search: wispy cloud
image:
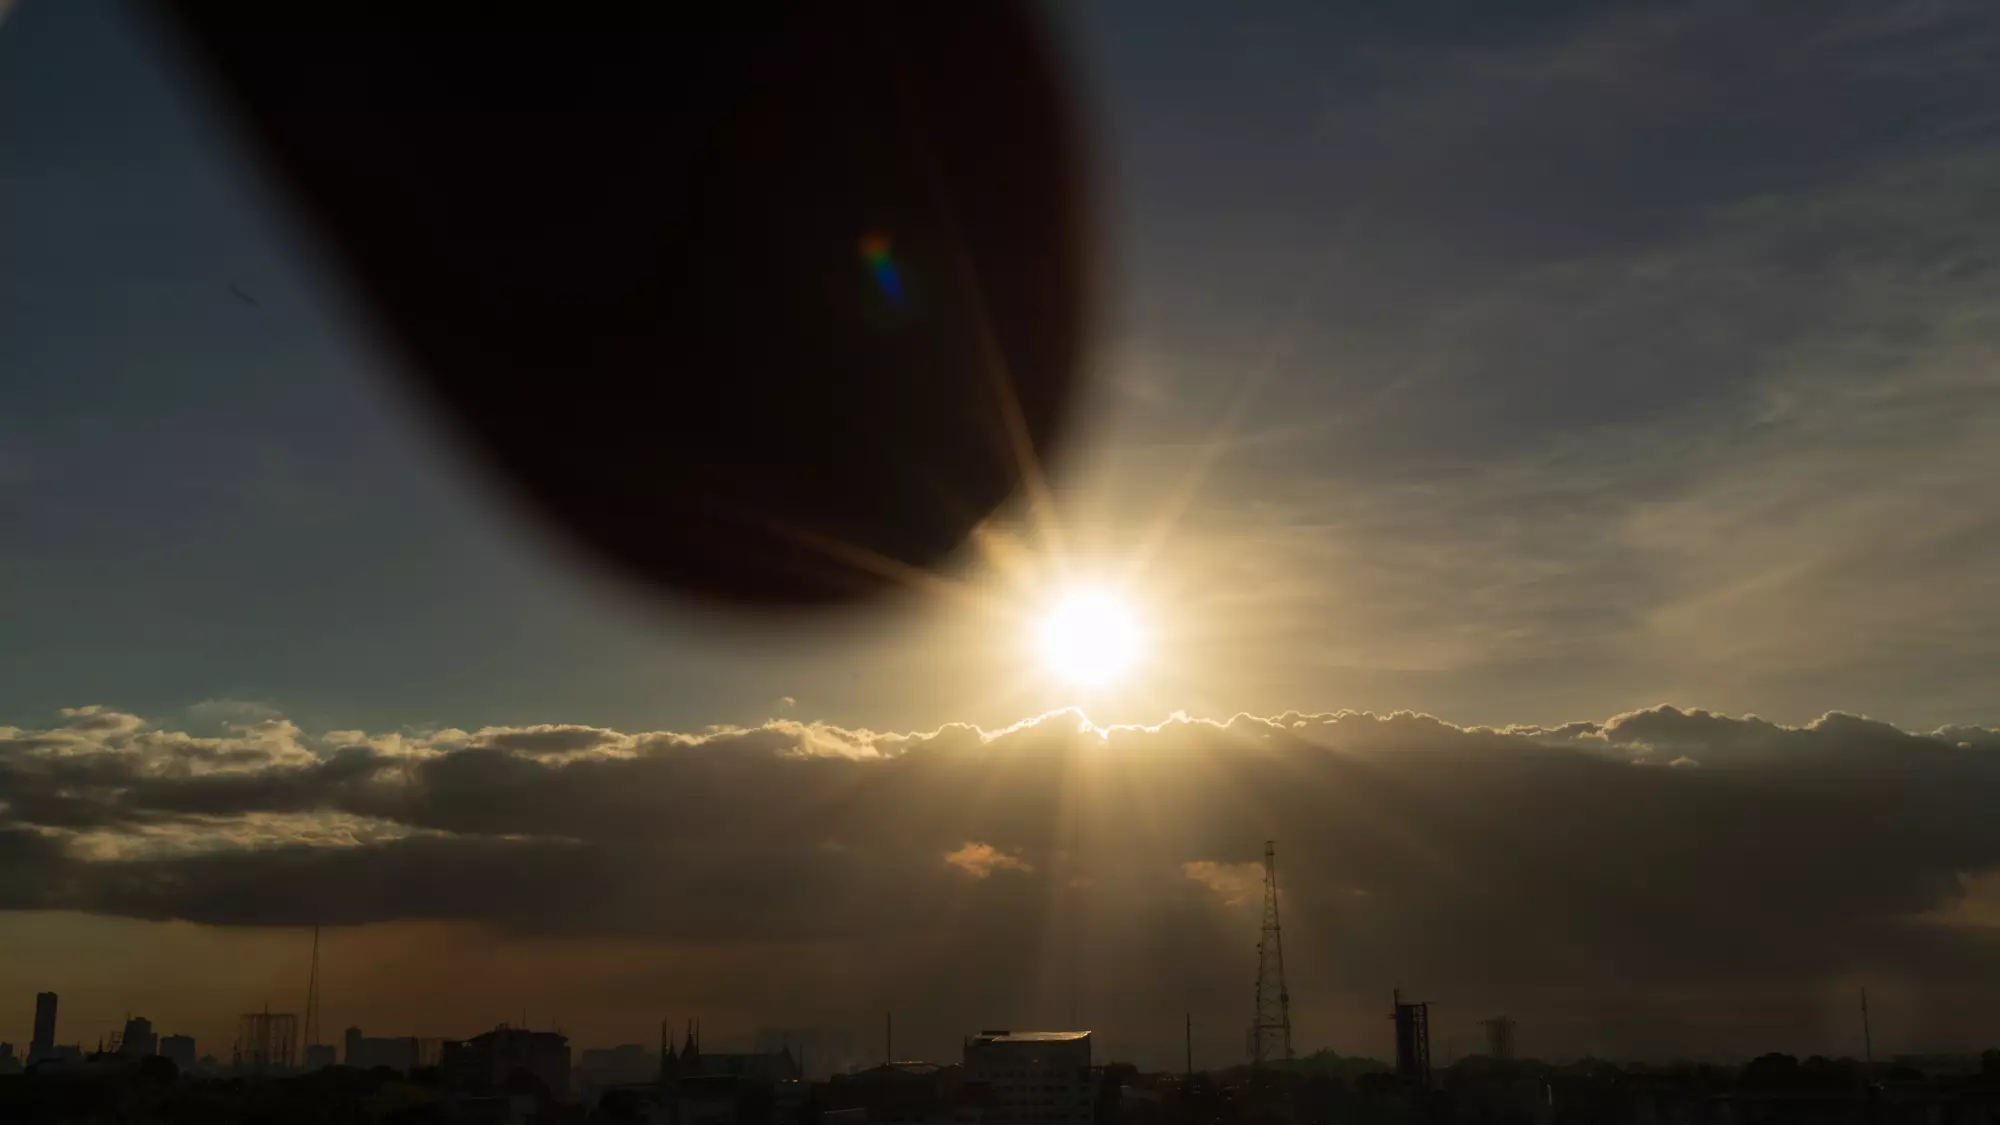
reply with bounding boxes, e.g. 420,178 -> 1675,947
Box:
1180,860 -> 1263,906
944,842 -> 1034,879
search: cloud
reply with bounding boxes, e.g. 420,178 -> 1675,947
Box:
55,705 -> 147,735
186,698 -> 283,725
944,842 -> 1034,879
1181,860 -> 1263,906
465,723 -> 626,759
5,701 -> 2000,1056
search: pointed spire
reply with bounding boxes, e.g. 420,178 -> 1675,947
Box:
679,1018 -> 701,1074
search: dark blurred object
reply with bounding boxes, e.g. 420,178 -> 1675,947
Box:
153,2 -> 1088,607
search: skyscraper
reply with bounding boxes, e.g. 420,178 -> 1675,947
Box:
30,993 -> 57,1062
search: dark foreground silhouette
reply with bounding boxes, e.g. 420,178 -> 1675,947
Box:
10,1047 -> 2000,1125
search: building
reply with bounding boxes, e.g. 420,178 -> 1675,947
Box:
160,1035 -> 197,1072
577,1043 -> 655,1091
0,1042 -> 18,1076
34,1044 -> 84,1070
119,1016 -> 157,1059
442,1026 -> 570,1099
1480,1016 -> 1516,1062
234,1011 -> 300,1074
30,992 -> 57,1062
825,1061 -> 986,1125
757,1027 -> 866,1080
304,1043 -> 337,1070
650,1022 -> 811,1125
702,1047 -> 803,1083
671,1075 -> 754,1125
344,1027 -> 421,1073
962,1031 -> 1092,1125
1391,992 -> 1431,1091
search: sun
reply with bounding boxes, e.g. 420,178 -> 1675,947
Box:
1036,587 -> 1143,687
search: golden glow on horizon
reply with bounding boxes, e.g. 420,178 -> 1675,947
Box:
1036,587 -> 1143,687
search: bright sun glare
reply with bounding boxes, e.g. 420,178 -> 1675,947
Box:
1036,588 -> 1143,687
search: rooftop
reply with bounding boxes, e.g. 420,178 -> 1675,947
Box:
969,1031 -> 1090,1043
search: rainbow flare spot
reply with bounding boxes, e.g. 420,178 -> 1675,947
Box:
858,231 -> 906,308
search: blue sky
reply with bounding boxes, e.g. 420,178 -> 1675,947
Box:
5,0 -> 2000,738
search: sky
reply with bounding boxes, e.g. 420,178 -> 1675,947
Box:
3,0 -> 2000,1069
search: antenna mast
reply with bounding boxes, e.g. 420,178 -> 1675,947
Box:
1251,840 -> 1293,1066
1861,988 -> 1873,1068
303,925 -> 322,1051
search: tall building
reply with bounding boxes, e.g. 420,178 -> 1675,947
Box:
30,992 -> 57,1062
1480,1016 -> 1516,1062
442,1026 -> 570,1098
119,1016 -> 158,1059
160,1035 -> 197,1072
233,1011 -> 300,1074
1391,992 -> 1431,1091
962,1031 -> 1093,1125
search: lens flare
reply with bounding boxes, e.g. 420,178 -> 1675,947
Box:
858,231 -> 906,307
